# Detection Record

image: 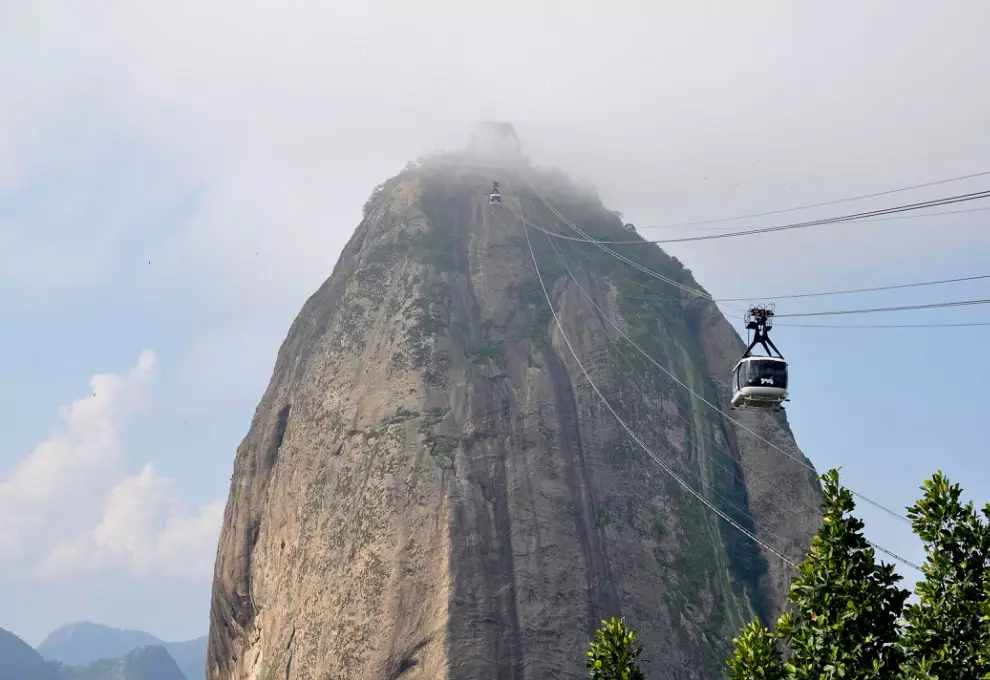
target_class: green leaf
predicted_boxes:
[585,617,645,680]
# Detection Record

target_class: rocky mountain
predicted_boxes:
[161,638,208,680]
[38,623,163,667]
[206,131,823,679]
[58,646,186,680]
[2,628,184,680]
[38,623,206,680]
[1,627,59,680]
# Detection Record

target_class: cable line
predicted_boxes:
[516,195,799,569]
[522,179,916,530]
[777,321,990,329]
[521,181,744,313]
[525,203,990,319]
[539,214,850,534]
[513,196,921,571]
[532,189,990,245]
[649,206,990,231]
[775,298,990,318]
[525,203,990,327]
[640,169,990,229]
[627,273,990,304]
[523,181,990,319]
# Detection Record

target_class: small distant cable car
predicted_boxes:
[730,305,789,411]
[489,181,502,205]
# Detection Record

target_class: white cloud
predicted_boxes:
[0,350,156,568]
[0,349,223,582]
[42,464,225,581]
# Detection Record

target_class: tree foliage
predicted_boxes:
[724,467,990,679]
[586,616,645,680]
[726,619,786,680]
[775,469,909,678]
[362,181,387,218]
[899,472,990,679]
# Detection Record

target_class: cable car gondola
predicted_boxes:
[730,305,789,411]
[489,181,502,205]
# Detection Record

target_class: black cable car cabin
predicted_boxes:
[489,180,502,205]
[730,306,789,411]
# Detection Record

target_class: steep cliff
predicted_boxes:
[206,152,823,680]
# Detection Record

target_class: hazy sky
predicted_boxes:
[1,1,988,646]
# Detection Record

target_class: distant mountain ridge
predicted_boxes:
[158,639,207,680]
[57,646,185,680]
[35,622,206,680]
[1,627,185,680]
[38,624,162,666]
[0,627,58,680]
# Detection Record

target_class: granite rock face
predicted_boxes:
[206,157,822,680]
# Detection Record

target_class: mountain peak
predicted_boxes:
[466,120,524,161]
[35,623,206,680]
[1,627,59,680]
[207,162,822,679]
[38,623,162,666]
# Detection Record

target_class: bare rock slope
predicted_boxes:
[207,157,823,680]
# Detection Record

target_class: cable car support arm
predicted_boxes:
[742,305,784,359]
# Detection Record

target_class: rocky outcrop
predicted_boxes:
[207,155,823,679]
[38,623,207,680]
[59,646,187,680]
[38,623,164,667]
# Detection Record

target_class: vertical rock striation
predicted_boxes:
[207,153,822,680]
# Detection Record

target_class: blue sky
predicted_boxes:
[1,0,988,647]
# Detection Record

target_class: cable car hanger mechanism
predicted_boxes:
[742,305,784,359]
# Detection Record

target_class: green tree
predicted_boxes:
[725,619,785,680]
[725,467,910,679]
[586,616,645,680]
[899,471,990,679]
[725,468,990,679]
[777,468,910,679]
